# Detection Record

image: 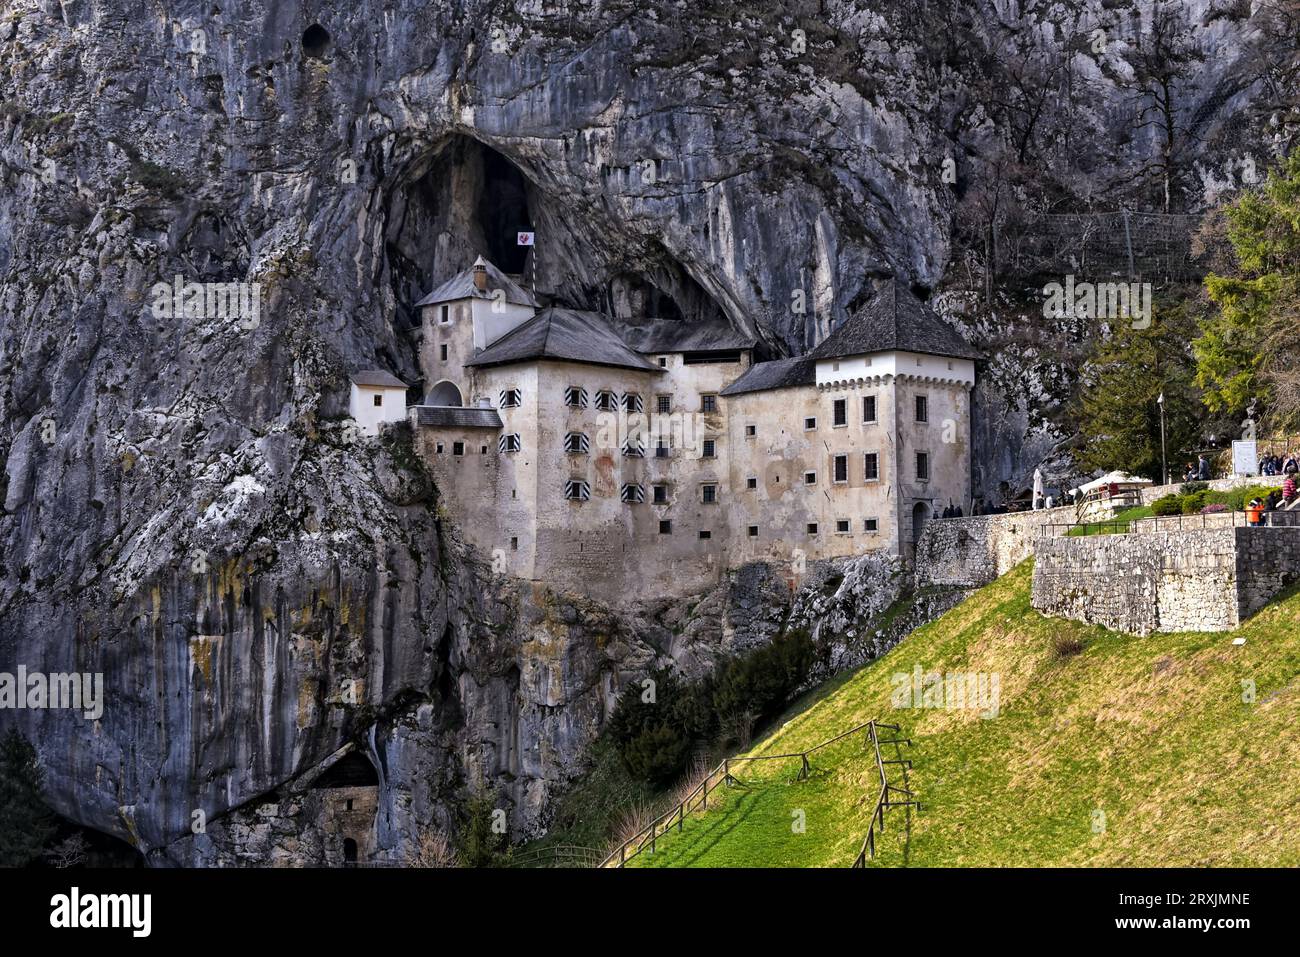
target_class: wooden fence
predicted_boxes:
[598,719,918,868]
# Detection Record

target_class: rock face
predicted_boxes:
[0,1,1286,863]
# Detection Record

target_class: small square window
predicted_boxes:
[701,484,717,504]
[804,416,817,430]
[622,483,646,504]
[657,395,672,414]
[746,476,757,490]
[863,395,877,423]
[565,386,588,409]
[622,392,643,413]
[702,439,716,458]
[836,519,851,534]
[452,441,464,456]
[804,471,817,485]
[440,343,448,361]
[701,394,718,414]
[916,395,928,423]
[564,432,590,454]
[748,525,759,537]
[865,518,879,532]
[658,356,669,368]
[832,399,846,427]
[373,394,383,407]
[595,390,618,411]
[807,522,818,535]
[480,445,487,454]
[564,480,591,501]
[653,484,668,504]
[698,530,712,540]
[745,424,756,437]
[435,442,444,454]
[499,433,521,453]
[659,519,672,534]
[500,388,521,408]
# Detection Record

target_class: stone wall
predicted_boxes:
[915,505,1076,588]
[1030,527,1300,635]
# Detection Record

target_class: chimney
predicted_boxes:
[472,256,488,293]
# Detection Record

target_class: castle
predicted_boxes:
[350,256,979,600]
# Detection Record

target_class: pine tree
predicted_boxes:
[1195,149,1300,432]
[1075,301,1202,481]
[0,729,57,867]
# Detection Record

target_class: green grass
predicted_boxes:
[1066,505,1152,536]
[628,562,1300,867]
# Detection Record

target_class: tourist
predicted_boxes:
[1246,498,1266,527]
[1285,474,1298,504]
[1183,461,1196,482]
[1197,455,1211,480]
[1285,455,1298,475]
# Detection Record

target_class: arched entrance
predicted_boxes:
[912,501,931,544]
[426,380,463,407]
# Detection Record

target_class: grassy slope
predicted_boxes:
[631,562,1300,867]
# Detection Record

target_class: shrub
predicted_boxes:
[1052,634,1086,659]
[620,724,693,785]
[1202,502,1227,514]
[712,629,817,745]
[0,730,57,867]
[1151,494,1183,516]
[1180,481,1209,496]
[1181,490,1209,514]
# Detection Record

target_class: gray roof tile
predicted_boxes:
[410,406,503,429]
[808,279,980,362]
[719,356,816,396]
[415,258,539,309]
[350,369,408,388]
[465,308,664,373]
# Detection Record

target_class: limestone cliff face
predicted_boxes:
[0,1,1282,862]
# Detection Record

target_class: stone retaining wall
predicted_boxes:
[1031,527,1300,635]
[915,505,1076,588]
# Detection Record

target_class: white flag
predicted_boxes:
[516,232,535,246]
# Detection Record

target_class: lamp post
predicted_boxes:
[1157,392,1168,486]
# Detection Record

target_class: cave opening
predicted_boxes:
[476,147,533,273]
[302,24,330,58]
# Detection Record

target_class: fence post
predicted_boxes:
[800,754,809,780]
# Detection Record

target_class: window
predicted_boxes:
[833,399,847,427]
[373,394,383,407]
[564,432,590,454]
[745,424,756,437]
[621,483,645,504]
[565,386,588,409]
[622,437,645,457]
[440,343,448,361]
[480,445,488,454]
[916,451,930,481]
[804,416,817,430]
[657,395,672,414]
[834,454,848,484]
[865,518,879,532]
[653,484,668,504]
[699,530,712,540]
[510,537,518,550]
[622,392,643,413]
[863,395,877,423]
[452,441,465,456]
[747,525,759,537]
[439,304,450,323]
[435,442,444,454]
[564,480,591,501]
[915,395,928,423]
[746,476,758,490]
[804,471,817,485]
[807,522,819,535]
[655,437,671,458]
[658,356,669,368]
[702,438,716,458]
[864,452,879,481]
[595,390,618,411]
[701,484,717,504]
[499,433,520,453]
[701,394,718,414]
[836,519,851,534]
[659,519,672,534]
[499,388,521,408]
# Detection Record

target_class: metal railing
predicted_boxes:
[851,721,920,867]
[598,719,901,869]
[1041,508,1300,538]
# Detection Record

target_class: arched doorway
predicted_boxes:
[343,838,358,866]
[426,380,463,407]
[912,501,931,544]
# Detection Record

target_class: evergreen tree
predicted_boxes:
[1195,149,1300,432]
[0,729,56,867]
[1075,300,1202,481]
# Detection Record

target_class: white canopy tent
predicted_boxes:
[1070,470,1154,499]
